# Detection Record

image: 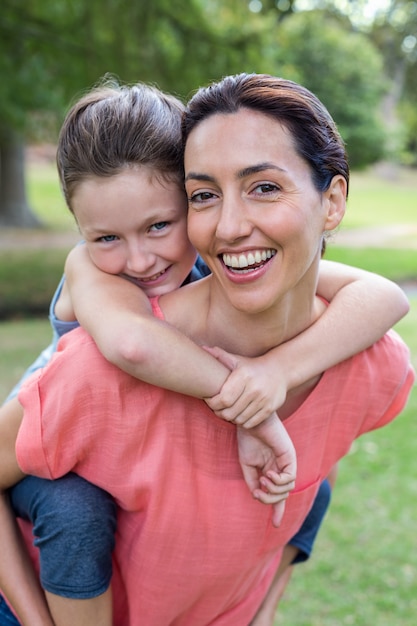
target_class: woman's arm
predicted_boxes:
[205,260,410,426]
[0,398,55,626]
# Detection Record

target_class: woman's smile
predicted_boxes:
[221,249,277,271]
[185,108,333,309]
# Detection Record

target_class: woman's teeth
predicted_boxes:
[222,249,276,271]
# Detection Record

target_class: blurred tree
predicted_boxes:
[0,0,265,227]
[268,10,387,168]
[313,0,417,163]
[0,0,68,226]
[369,0,417,163]
[2,0,412,227]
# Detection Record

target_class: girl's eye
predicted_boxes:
[98,234,118,243]
[150,221,169,232]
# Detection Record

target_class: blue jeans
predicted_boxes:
[289,478,332,563]
[0,595,20,626]
[9,473,117,598]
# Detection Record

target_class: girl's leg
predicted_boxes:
[44,589,113,626]
[9,474,117,626]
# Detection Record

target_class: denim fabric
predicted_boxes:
[0,596,20,626]
[289,478,332,563]
[10,473,117,598]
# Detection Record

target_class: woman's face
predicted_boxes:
[184,108,345,313]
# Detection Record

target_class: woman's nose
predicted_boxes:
[215,196,252,242]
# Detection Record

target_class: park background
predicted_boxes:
[0,1,416,624]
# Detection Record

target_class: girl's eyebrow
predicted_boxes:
[185,162,287,183]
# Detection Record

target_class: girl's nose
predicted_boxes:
[125,245,156,275]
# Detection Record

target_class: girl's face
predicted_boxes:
[184,108,345,314]
[72,167,197,297]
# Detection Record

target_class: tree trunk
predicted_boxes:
[0,128,42,228]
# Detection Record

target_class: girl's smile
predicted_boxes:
[72,167,197,297]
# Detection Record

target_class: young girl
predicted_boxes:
[0,78,410,626]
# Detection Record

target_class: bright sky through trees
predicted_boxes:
[249,0,394,26]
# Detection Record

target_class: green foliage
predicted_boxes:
[398,99,417,165]
[1,0,415,166]
[0,0,71,131]
[0,0,269,136]
[270,10,387,168]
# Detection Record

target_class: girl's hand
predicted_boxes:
[236,415,296,527]
[203,346,288,428]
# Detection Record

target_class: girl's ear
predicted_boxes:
[323,175,347,232]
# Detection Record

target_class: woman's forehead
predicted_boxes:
[184,110,298,175]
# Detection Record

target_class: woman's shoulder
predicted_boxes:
[157,277,211,335]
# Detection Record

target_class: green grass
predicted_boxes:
[344,166,417,228]
[26,160,73,230]
[0,318,53,402]
[325,246,417,282]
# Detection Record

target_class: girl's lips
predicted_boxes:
[126,266,171,287]
[140,269,168,283]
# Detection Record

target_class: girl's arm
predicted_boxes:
[205,260,410,426]
[65,249,409,424]
[0,398,55,626]
[63,245,228,398]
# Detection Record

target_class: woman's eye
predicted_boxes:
[253,183,279,195]
[150,221,169,232]
[188,191,216,204]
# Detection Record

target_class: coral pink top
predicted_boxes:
[17,301,414,625]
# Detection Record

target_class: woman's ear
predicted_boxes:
[323,175,347,232]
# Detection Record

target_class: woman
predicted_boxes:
[8,74,415,625]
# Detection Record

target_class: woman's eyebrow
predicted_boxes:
[237,162,286,178]
[185,163,287,183]
[184,172,215,183]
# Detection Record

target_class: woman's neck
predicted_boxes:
[162,276,323,357]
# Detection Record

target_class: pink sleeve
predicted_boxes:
[357,330,415,436]
[16,371,53,478]
[16,328,112,479]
